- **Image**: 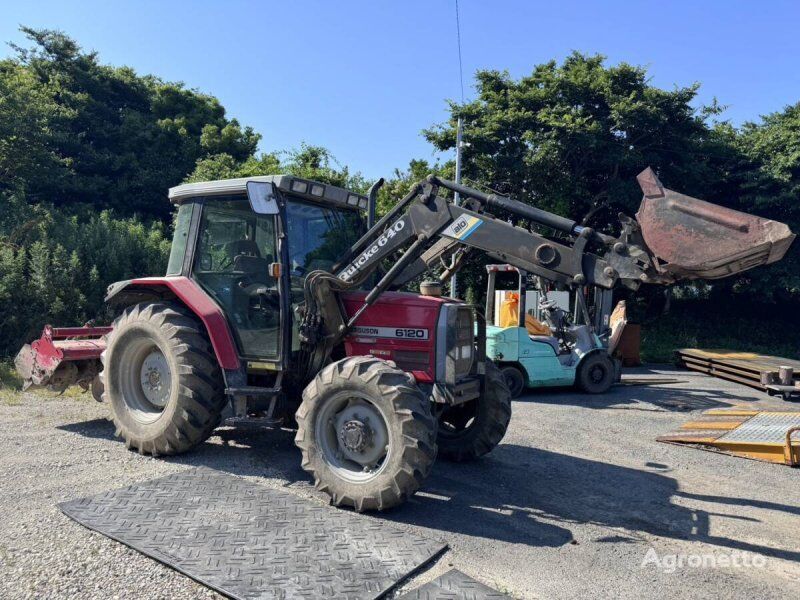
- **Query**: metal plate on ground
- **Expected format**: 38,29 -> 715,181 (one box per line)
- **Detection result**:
658,408 -> 800,465
58,468 -> 447,600
716,412 -> 800,444
397,569 -> 510,600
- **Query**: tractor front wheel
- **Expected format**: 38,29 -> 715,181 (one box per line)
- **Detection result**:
437,361 -> 512,461
101,302 -> 225,456
295,356 -> 437,512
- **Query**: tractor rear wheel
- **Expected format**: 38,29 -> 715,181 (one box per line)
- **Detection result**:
295,356 -> 437,512
101,302 -> 225,456
437,361 -> 512,461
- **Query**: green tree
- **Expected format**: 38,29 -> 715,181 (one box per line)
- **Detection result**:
188,143 -> 369,193
1,27 -> 260,219
425,53 -> 726,233
727,103 -> 800,301
375,158 -> 450,216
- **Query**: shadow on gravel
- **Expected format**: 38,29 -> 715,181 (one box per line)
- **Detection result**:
59,418 -> 800,562
517,380 -> 753,412
58,417 -> 115,439
385,444 -> 800,562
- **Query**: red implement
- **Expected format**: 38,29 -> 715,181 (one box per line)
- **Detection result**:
14,325 -> 110,392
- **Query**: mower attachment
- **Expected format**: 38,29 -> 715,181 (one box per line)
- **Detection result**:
635,168 -> 795,280
14,325 -> 110,393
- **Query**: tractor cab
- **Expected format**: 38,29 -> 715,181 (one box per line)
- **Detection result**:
166,176 -> 369,371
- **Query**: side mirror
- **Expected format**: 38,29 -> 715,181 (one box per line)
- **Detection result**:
246,181 -> 279,214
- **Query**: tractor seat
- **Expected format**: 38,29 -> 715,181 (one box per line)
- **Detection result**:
233,254 -> 271,278
224,239 -> 261,259
528,335 -> 560,354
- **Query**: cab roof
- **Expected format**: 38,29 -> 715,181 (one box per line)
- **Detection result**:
168,174 -> 369,211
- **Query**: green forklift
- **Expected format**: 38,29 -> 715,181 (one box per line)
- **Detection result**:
484,264 -> 624,398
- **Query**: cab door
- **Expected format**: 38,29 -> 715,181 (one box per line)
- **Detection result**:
190,196 -> 283,363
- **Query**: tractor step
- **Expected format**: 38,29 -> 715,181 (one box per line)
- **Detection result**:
223,416 -> 284,428
225,386 -> 279,397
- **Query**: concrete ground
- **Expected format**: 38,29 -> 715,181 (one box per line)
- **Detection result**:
1,366 -> 799,599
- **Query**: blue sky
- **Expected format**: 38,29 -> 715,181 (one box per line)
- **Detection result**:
2,0 -> 799,179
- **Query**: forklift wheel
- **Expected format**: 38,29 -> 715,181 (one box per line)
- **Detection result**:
576,352 -> 615,394
501,365 -> 525,398
295,356 -> 437,512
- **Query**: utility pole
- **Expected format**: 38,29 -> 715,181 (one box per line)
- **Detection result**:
450,0 -> 465,299
450,116 -> 463,298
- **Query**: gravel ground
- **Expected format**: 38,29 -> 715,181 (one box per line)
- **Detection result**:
1,366 -> 799,599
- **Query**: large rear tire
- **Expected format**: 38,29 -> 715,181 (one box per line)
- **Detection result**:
101,302 -> 225,456
437,361 -> 512,462
295,356 -> 437,512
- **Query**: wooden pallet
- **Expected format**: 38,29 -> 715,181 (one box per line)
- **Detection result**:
676,348 -> 800,396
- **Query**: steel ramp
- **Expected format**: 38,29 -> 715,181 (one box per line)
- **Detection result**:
659,408 -> 800,465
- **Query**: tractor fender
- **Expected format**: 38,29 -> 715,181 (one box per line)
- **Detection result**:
105,276 -> 240,370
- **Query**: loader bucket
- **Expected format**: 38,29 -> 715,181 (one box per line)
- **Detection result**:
635,168 -> 795,280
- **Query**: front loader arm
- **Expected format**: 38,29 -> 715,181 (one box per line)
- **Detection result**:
300,182 -> 626,370
394,203 -> 617,289
299,168 -> 794,376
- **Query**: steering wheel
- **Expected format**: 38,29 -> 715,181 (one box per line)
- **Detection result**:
539,298 -> 558,311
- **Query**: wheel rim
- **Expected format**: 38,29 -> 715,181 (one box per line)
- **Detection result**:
589,363 -> 607,384
439,399 -> 478,440
115,334 -> 172,424
315,391 -> 390,483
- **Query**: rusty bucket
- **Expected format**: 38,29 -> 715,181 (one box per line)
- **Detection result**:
635,168 -> 795,280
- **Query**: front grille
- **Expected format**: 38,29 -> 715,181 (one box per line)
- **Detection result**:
394,350 -> 431,372
452,306 -> 474,378
435,303 -> 476,384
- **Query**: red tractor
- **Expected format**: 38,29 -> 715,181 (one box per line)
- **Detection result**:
16,170 -> 794,510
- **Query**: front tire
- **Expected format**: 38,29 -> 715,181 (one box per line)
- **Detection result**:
295,356 -> 437,512
437,361 -> 512,461
576,352 -> 615,394
101,302 -> 225,456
